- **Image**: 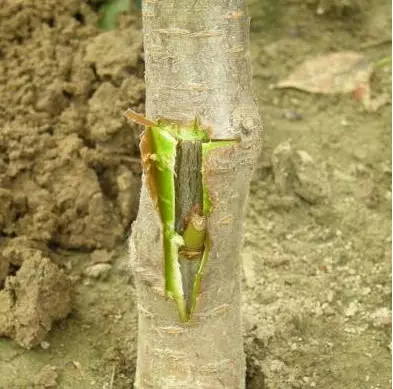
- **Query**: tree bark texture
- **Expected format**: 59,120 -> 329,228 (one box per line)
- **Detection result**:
129,1 -> 262,388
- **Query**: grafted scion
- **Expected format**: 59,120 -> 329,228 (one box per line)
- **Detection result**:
125,110 -> 236,321
175,140 -> 205,315
147,119 -> 210,322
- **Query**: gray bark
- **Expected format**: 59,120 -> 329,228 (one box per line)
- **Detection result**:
129,1 -> 262,388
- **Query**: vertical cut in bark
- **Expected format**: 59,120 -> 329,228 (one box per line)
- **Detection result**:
130,1 -> 262,388
175,140 -> 203,314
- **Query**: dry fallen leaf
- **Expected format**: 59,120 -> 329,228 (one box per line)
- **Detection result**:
276,51 -> 374,95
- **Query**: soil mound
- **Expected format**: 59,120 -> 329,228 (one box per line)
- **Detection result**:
0,0 -> 144,347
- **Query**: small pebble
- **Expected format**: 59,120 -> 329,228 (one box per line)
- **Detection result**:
90,249 -> 113,264
370,307 -> 392,327
83,263 -> 112,280
40,341 -> 50,350
283,110 -> 303,121
340,118 -> 350,126
345,301 -> 358,317
361,287 -> 371,296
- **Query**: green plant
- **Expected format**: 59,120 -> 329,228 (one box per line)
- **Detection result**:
98,0 -> 140,30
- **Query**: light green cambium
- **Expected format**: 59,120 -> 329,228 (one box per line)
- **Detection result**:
148,120 -> 235,322
97,0 -> 141,31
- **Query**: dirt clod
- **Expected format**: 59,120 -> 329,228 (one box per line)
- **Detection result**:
0,251 -> 71,349
0,0 -> 144,348
84,263 -> 112,280
0,0 -> 144,251
34,365 -> 58,389
85,28 -> 142,83
90,249 -> 114,264
272,140 -> 331,204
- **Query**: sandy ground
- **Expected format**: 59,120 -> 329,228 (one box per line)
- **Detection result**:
0,0 -> 391,388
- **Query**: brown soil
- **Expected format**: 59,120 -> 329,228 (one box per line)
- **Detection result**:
0,0 -> 391,388
0,0 -> 144,349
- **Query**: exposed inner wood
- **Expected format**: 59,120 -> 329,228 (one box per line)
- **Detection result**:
175,140 -> 203,314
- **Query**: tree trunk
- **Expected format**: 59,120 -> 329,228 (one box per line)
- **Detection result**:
129,1 -> 262,388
